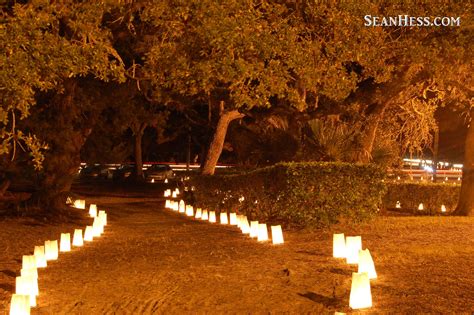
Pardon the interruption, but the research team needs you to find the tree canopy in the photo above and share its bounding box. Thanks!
[0,0,472,213]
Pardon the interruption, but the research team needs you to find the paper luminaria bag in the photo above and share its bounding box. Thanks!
[72,229,84,247]
[44,240,58,261]
[220,212,228,224]
[89,204,98,217]
[209,211,216,223]
[240,217,251,234]
[84,226,94,242]
[333,233,346,258]
[257,223,269,242]
[9,294,30,315]
[60,233,71,252]
[33,246,47,268]
[229,213,238,225]
[345,236,362,264]
[349,272,372,309]
[271,225,284,245]
[249,221,259,238]
[358,249,377,279]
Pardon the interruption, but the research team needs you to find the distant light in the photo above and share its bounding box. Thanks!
[423,166,433,173]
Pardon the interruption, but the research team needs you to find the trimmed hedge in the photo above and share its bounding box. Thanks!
[383,182,460,214]
[190,162,386,227]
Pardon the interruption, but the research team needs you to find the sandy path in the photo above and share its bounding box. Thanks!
[33,197,337,314]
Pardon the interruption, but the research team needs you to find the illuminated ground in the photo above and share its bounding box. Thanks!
[0,194,473,314]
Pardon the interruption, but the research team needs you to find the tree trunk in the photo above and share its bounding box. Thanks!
[432,126,440,182]
[201,109,244,175]
[134,123,146,179]
[453,115,474,216]
[354,102,388,163]
[28,79,98,212]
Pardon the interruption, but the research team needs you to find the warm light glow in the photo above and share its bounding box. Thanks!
[333,233,346,258]
[84,226,94,242]
[44,240,58,261]
[92,218,102,237]
[165,200,171,208]
[209,211,216,223]
[172,191,177,198]
[170,201,177,211]
[186,205,194,217]
[236,215,242,228]
[229,213,238,225]
[441,204,447,213]
[98,211,107,226]
[89,204,97,218]
[179,200,185,213]
[271,225,284,244]
[345,236,362,264]
[15,276,37,307]
[72,229,83,247]
[9,294,30,315]
[349,272,372,309]
[60,233,71,252]
[164,178,168,183]
[33,246,47,268]
[195,208,202,219]
[21,268,37,279]
[220,212,228,224]
[395,201,401,209]
[257,223,269,241]
[240,216,251,234]
[418,203,424,211]
[22,256,36,271]
[250,221,259,238]
[73,199,85,209]
[358,249,377,279]
[175,188,180,195]
[201,210,209,220]
[164,189,171,197]
[151,179,155,183]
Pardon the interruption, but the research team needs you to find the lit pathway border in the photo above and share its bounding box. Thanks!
[9,200,108,315]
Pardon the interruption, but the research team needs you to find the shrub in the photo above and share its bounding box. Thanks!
[383,182,460,214]
[191,162,386,227]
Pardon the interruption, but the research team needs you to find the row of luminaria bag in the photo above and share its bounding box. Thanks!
[164,199,284,245]
[11,201,107,314]
[333,233,376,310]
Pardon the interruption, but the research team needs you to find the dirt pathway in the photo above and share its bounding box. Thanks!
[33,197,339,314]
